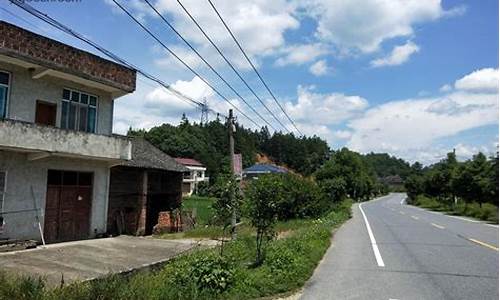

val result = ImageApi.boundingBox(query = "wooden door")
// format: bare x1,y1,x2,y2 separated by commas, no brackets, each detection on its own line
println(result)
44,170,93,243
43,186,60,243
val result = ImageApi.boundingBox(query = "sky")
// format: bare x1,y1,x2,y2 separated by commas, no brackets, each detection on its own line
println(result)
1,0,498,164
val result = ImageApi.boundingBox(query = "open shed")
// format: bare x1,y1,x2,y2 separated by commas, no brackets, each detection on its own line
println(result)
107,138,187,236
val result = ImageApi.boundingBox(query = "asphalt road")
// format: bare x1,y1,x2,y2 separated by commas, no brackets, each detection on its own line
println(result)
301,193,499,300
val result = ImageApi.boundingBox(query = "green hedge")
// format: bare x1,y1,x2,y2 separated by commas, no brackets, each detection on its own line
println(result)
410,195,498,224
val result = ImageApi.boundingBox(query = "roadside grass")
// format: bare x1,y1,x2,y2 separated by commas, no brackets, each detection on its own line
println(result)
411,195,499,224
182,195,216,226
0,200,352,300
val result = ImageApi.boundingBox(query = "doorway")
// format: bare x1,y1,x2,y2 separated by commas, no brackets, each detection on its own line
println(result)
44,170,93,243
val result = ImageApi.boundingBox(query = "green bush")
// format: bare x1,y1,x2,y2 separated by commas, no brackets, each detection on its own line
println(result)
189,256,235,294
413,195,443,210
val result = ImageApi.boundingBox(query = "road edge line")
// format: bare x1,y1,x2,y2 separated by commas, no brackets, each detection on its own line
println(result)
359,203,385,267
468,238,499,251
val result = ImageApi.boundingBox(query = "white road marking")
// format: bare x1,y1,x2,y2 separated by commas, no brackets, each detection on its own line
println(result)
431,223,445,229
447,215,481,223
485,224,499,228
411,215,419,220
400,198,405,205
359,203,385,267
399,211,406,215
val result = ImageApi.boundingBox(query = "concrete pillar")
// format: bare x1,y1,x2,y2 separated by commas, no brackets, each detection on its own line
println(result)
136,170,148,236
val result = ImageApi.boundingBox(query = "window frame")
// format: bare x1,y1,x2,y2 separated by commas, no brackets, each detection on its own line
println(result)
0,70,11,119
61,87,98,133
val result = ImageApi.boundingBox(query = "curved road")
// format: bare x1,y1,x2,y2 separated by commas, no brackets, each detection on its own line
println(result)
301,193,499,300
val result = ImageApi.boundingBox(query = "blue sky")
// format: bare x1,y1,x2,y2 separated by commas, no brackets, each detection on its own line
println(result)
1,0,498,164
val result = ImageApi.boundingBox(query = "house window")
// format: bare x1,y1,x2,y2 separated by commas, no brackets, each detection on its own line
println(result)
0,71,10,119
61,88,97,133
35,100,57,126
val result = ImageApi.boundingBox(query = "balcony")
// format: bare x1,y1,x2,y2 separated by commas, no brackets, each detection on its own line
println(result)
0,119,131,161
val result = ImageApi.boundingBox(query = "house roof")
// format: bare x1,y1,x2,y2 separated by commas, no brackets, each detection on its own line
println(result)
175,158,204,167
243,164,287,174
120,138,187,172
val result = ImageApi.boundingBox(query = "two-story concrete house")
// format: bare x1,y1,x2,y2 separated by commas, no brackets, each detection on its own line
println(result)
174,158,209,196
0,21,136,243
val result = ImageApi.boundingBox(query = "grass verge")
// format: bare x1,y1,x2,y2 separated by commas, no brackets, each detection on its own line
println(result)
410,195,498,224
0,200,352,300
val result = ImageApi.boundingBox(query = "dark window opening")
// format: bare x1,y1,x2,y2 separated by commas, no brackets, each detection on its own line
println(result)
35,100,57,126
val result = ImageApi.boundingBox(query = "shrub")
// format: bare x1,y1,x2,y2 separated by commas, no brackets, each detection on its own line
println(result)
211,174,242,226
244,175,281,265
279,174,329,220
189,256,235,294
194,181,211,197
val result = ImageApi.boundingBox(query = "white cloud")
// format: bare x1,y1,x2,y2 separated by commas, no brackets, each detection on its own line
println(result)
154,0,299,69
439,84,452,92
371,41,420,67
333,130,352,139
347,92,497,152
113,76,246,134
275,43,328,66
298,0,460,53
455,68,499,93
345,68,499,163
104,0,156,23
285,85,368,129
309,59,330,76
286,86,368,125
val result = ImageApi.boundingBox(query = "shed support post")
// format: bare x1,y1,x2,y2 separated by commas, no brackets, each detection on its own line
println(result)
136,170,148,236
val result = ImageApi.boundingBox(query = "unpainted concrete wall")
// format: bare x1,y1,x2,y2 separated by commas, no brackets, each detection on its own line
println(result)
0,61,114,135
0,150,110,241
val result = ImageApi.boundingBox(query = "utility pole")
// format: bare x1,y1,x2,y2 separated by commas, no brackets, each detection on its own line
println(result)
200,97,209,125
228,109,237,240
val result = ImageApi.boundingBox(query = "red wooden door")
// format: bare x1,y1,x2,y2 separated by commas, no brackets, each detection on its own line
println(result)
43,186,60,243
74,186,92,240
44,171,93,243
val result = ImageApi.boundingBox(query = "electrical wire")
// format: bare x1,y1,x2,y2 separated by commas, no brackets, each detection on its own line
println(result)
206,0,304,136
110,0,261,129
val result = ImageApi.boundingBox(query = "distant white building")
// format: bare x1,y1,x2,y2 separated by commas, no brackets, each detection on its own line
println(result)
175,158,209,196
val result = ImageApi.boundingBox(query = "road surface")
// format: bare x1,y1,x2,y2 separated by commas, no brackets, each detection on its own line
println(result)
301,193,498,300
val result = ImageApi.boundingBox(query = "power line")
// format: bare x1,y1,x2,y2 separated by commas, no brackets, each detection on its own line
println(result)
206,0,304,136
110,0,262,129
9,0,227,120
141,0,276,131
174,0,291,133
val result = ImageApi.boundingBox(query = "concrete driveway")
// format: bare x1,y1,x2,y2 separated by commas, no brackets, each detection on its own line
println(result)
0,236,203,286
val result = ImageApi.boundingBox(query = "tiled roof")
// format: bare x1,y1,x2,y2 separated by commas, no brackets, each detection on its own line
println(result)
120,138,187,172
174,158,204,167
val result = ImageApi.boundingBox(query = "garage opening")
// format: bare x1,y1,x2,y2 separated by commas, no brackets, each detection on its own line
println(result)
44,170,93,243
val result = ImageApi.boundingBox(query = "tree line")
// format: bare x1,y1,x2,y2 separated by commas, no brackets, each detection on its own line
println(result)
128,115,330,180
405,151,499,218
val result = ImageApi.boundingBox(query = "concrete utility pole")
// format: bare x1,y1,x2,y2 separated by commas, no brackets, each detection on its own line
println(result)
228,109,237,240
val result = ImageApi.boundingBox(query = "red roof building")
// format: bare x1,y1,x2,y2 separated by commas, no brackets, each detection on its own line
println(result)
174,158,204,167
